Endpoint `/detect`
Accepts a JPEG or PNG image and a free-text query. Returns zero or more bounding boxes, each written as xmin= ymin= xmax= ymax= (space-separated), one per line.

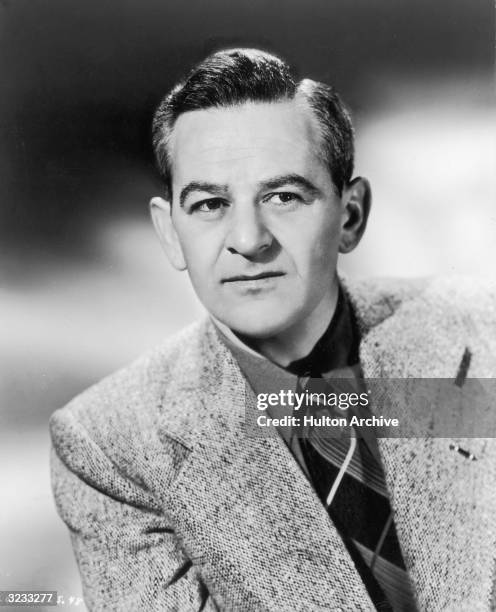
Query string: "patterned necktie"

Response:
xmin=298 ymin=374 xmax=418 ymax=612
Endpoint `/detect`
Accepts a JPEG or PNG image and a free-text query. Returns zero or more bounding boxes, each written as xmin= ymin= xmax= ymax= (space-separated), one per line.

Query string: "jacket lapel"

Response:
xmin=354 ymin=279 xmax=496 ymax=610
xmin=168 ymin=325 xmax=376 ymax=611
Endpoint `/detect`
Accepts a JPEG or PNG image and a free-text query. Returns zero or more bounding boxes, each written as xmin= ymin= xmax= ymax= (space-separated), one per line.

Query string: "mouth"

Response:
xmin=222 ymin=271 xmax=285 ymax=283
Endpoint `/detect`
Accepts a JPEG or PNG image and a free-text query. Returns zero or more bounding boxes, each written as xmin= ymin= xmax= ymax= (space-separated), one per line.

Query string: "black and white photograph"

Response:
xmin=1 ymin=1 xmax=495 ymax=610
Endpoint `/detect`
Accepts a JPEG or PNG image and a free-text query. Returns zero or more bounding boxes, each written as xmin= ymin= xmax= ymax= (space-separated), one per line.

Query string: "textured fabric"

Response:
xmin=49 ymin=275 xmax=496 ymax=611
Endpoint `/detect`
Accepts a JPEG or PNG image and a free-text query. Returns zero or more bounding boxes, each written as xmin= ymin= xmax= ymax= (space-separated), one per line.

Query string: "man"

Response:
xmin=50 ymin=49 xmax=496 ymax=611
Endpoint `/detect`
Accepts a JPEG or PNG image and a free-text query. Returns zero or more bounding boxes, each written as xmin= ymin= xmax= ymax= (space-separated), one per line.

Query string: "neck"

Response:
xmin=238 ymin=277 xmax=339 ymax=368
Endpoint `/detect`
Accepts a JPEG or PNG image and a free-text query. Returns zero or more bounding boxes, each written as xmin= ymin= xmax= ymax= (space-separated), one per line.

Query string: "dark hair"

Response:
xmin=152 ymin=48 xmax=354 ymax=197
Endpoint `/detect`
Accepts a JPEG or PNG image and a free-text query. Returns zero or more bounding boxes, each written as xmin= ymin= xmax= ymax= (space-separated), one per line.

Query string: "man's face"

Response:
xmin=159 ymin=100 xmax=348 ymax=339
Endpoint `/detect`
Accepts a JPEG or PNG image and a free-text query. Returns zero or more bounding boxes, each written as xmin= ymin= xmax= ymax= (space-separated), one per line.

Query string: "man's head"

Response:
xmin=150 ymin=48 xmax=370 ymax=343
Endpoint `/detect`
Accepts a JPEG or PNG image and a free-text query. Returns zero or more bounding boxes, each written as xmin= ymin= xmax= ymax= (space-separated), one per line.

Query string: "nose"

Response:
xmin=225 ymin=205 xmax=273 ymax=258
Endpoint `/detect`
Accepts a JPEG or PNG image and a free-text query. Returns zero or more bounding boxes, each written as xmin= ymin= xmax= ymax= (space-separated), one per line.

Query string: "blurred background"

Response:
xmin=1 ymin=0 xmax=494 ymax=609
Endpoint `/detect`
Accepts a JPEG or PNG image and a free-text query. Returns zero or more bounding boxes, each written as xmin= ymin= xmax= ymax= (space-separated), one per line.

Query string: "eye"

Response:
xmin=190 ymin=198 xmax=227 ymax=215
xmin=264 ymin=192 xmax=303 ymax=206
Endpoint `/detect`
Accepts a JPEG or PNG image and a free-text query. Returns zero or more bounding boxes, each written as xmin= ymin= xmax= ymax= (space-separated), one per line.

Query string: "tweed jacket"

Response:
xmin=50 ymin=276 xmax=496 ymax=612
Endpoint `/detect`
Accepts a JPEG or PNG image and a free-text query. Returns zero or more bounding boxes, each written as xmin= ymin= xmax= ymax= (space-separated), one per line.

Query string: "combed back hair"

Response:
xmin=152 ymin=48 xmax=354 ymax=198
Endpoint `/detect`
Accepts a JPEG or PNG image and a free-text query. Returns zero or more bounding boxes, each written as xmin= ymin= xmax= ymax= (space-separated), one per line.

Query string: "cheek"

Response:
xmin=178 ymin=230 xmax=224 ymax=292
xmin=176 ymin=224 xmax=218 ymax=265
xmin=287 ymin=222 xmax=341 ymax=274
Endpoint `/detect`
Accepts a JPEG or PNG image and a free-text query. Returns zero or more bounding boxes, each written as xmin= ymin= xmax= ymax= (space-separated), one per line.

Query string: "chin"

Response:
xmin=217 ymin=304 xmax=299 ymax=340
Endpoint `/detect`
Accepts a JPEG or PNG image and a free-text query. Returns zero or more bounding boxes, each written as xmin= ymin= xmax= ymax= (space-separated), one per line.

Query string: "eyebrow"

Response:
xmin=178 ymin=173 xmax=322 ymax=207
xmin=179 ymin=182 xmax=229 ymax=207
xmin=259 ymin=174 xmax=322 ymax=198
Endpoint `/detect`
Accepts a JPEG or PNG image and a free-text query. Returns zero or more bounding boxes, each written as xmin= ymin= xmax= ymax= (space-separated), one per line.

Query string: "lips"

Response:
xmin=222 ymin=271 xmax=285 ymax=283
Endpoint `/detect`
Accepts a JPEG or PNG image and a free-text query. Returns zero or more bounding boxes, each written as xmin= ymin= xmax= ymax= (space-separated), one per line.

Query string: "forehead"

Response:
xmin=168 ymin=99 xmax=328 ymax=187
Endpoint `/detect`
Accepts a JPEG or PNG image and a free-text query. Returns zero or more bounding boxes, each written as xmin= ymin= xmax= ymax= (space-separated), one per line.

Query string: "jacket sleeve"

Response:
xmin=50 ymin=408 xmax=218 ymax=612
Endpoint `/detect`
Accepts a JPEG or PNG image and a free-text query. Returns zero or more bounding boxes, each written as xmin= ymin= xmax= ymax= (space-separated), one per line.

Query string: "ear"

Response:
xmin=339 ymin=177 xmax=372 ymax=254
xmin=149 ymin=197 xmax=187 ymax=271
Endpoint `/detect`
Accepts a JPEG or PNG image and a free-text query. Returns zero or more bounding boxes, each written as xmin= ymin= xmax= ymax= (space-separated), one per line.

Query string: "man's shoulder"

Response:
xmin=343 ymin=274 xmax=496 ymax=332
xmin=49 ymin=318 xmax=216 ymax=468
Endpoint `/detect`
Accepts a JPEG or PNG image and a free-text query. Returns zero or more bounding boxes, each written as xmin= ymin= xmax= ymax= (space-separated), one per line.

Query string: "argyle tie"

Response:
xmin=298 ymin=374 xmax=417 ymax=612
